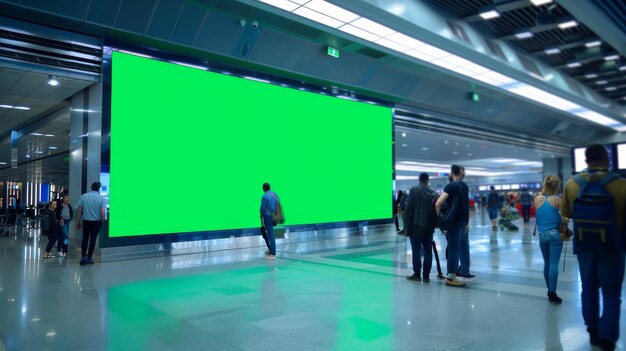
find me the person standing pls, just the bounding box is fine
[487,186,499,231]
[534,175,563,304]
[76,182,107,265]
[260,182,279,260]
[42,200,60,258]
[561,144,626,351]
[520,188,532,224]
[55,194,73,256]
[435,165,471,287]
[404,173,437,282]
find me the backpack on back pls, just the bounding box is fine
[572,173,621,253]
[437,183,460,231]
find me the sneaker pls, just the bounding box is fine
[79,257,88,265]
[43,252,55,258]
[265,249,270,255]
[547,292,562,304]
[86,258,95,264]
[461,274,476,281]
[445,278,465,287]
[406,274,421,281]
[264,254,276,260]
[423,276,430,282]
[57,252,64,257]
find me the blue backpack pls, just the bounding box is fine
[572,172,621,253]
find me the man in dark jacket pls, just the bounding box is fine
[404,173,437,282]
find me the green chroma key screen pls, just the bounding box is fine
[110,51,392,237]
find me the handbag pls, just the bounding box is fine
[559,220,573,241]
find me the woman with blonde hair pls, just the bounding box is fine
[534,175,564,303]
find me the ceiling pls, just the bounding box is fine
[1,0,625,186]
[429,0,626,105]
[0,68,92,183]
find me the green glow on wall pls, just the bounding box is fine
[110,51,392,237]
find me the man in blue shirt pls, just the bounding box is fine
[76,182,107,265]
[260,182,279,260]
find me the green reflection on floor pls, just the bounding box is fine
[107,258,393,350]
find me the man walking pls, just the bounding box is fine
[561,144,626,351]
[435,165,471,287]
[260,182,279,260]
[404,173,437,282]
[76,182,107,265]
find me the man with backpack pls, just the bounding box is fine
[404,173,437,282]
[561,143,626,351]
[260,182,279,260]
[435,165,471,287]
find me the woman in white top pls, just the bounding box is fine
[534,175,564,304]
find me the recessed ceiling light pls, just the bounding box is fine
[596,80,608,85]
[530,0,553,6]
[544,47,561,55]
[514,28,533,39]
[401,132,406,137]
[401,144,407,147]
[619,66,626,71]
[585,40,602,48]
[604,55,620,61]
[0,162,6,165]
[453,151,458,155]
[479,7,500,20]
[585,74,598,79]
[48,146,58,150]
[558,20,578,30]
[606,87,617,91]
[47,75,59,87]
[567,61,582,68]
[422,147,428,150]
[0,104,30,110]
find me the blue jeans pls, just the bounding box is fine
[457,225,470,275]
[539,229,563,292]
[57,222,69,253]
[577,242,625,343]
[446,221,466,278]
[409,228,433,277]
[262,215,275,255]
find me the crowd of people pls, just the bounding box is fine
[396,144,625,351]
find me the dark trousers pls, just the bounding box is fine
[394,214,400,231]
[81,220,102,259]
[522,205,531,223]
[45,232,57,253]
[409,229,434,278]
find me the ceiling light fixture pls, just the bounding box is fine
[585,74,598,79]
[558,20,578,30]
[606,87,617,91]
[544,47,561,55]
[530,0,553,5]
[566,61,582,68]
[604,54,620,61]
[514,28,534,39]
[0,104,30,110]
[596,80,608,85]
[478,7,500,20]
[585,40,602,48]
[619,66,626,71]
[47,75,59,87]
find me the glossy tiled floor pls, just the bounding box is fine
[0,210,624,351]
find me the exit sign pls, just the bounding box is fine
[327,47,340,58]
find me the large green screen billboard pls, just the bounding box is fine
[110,51,392,237]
